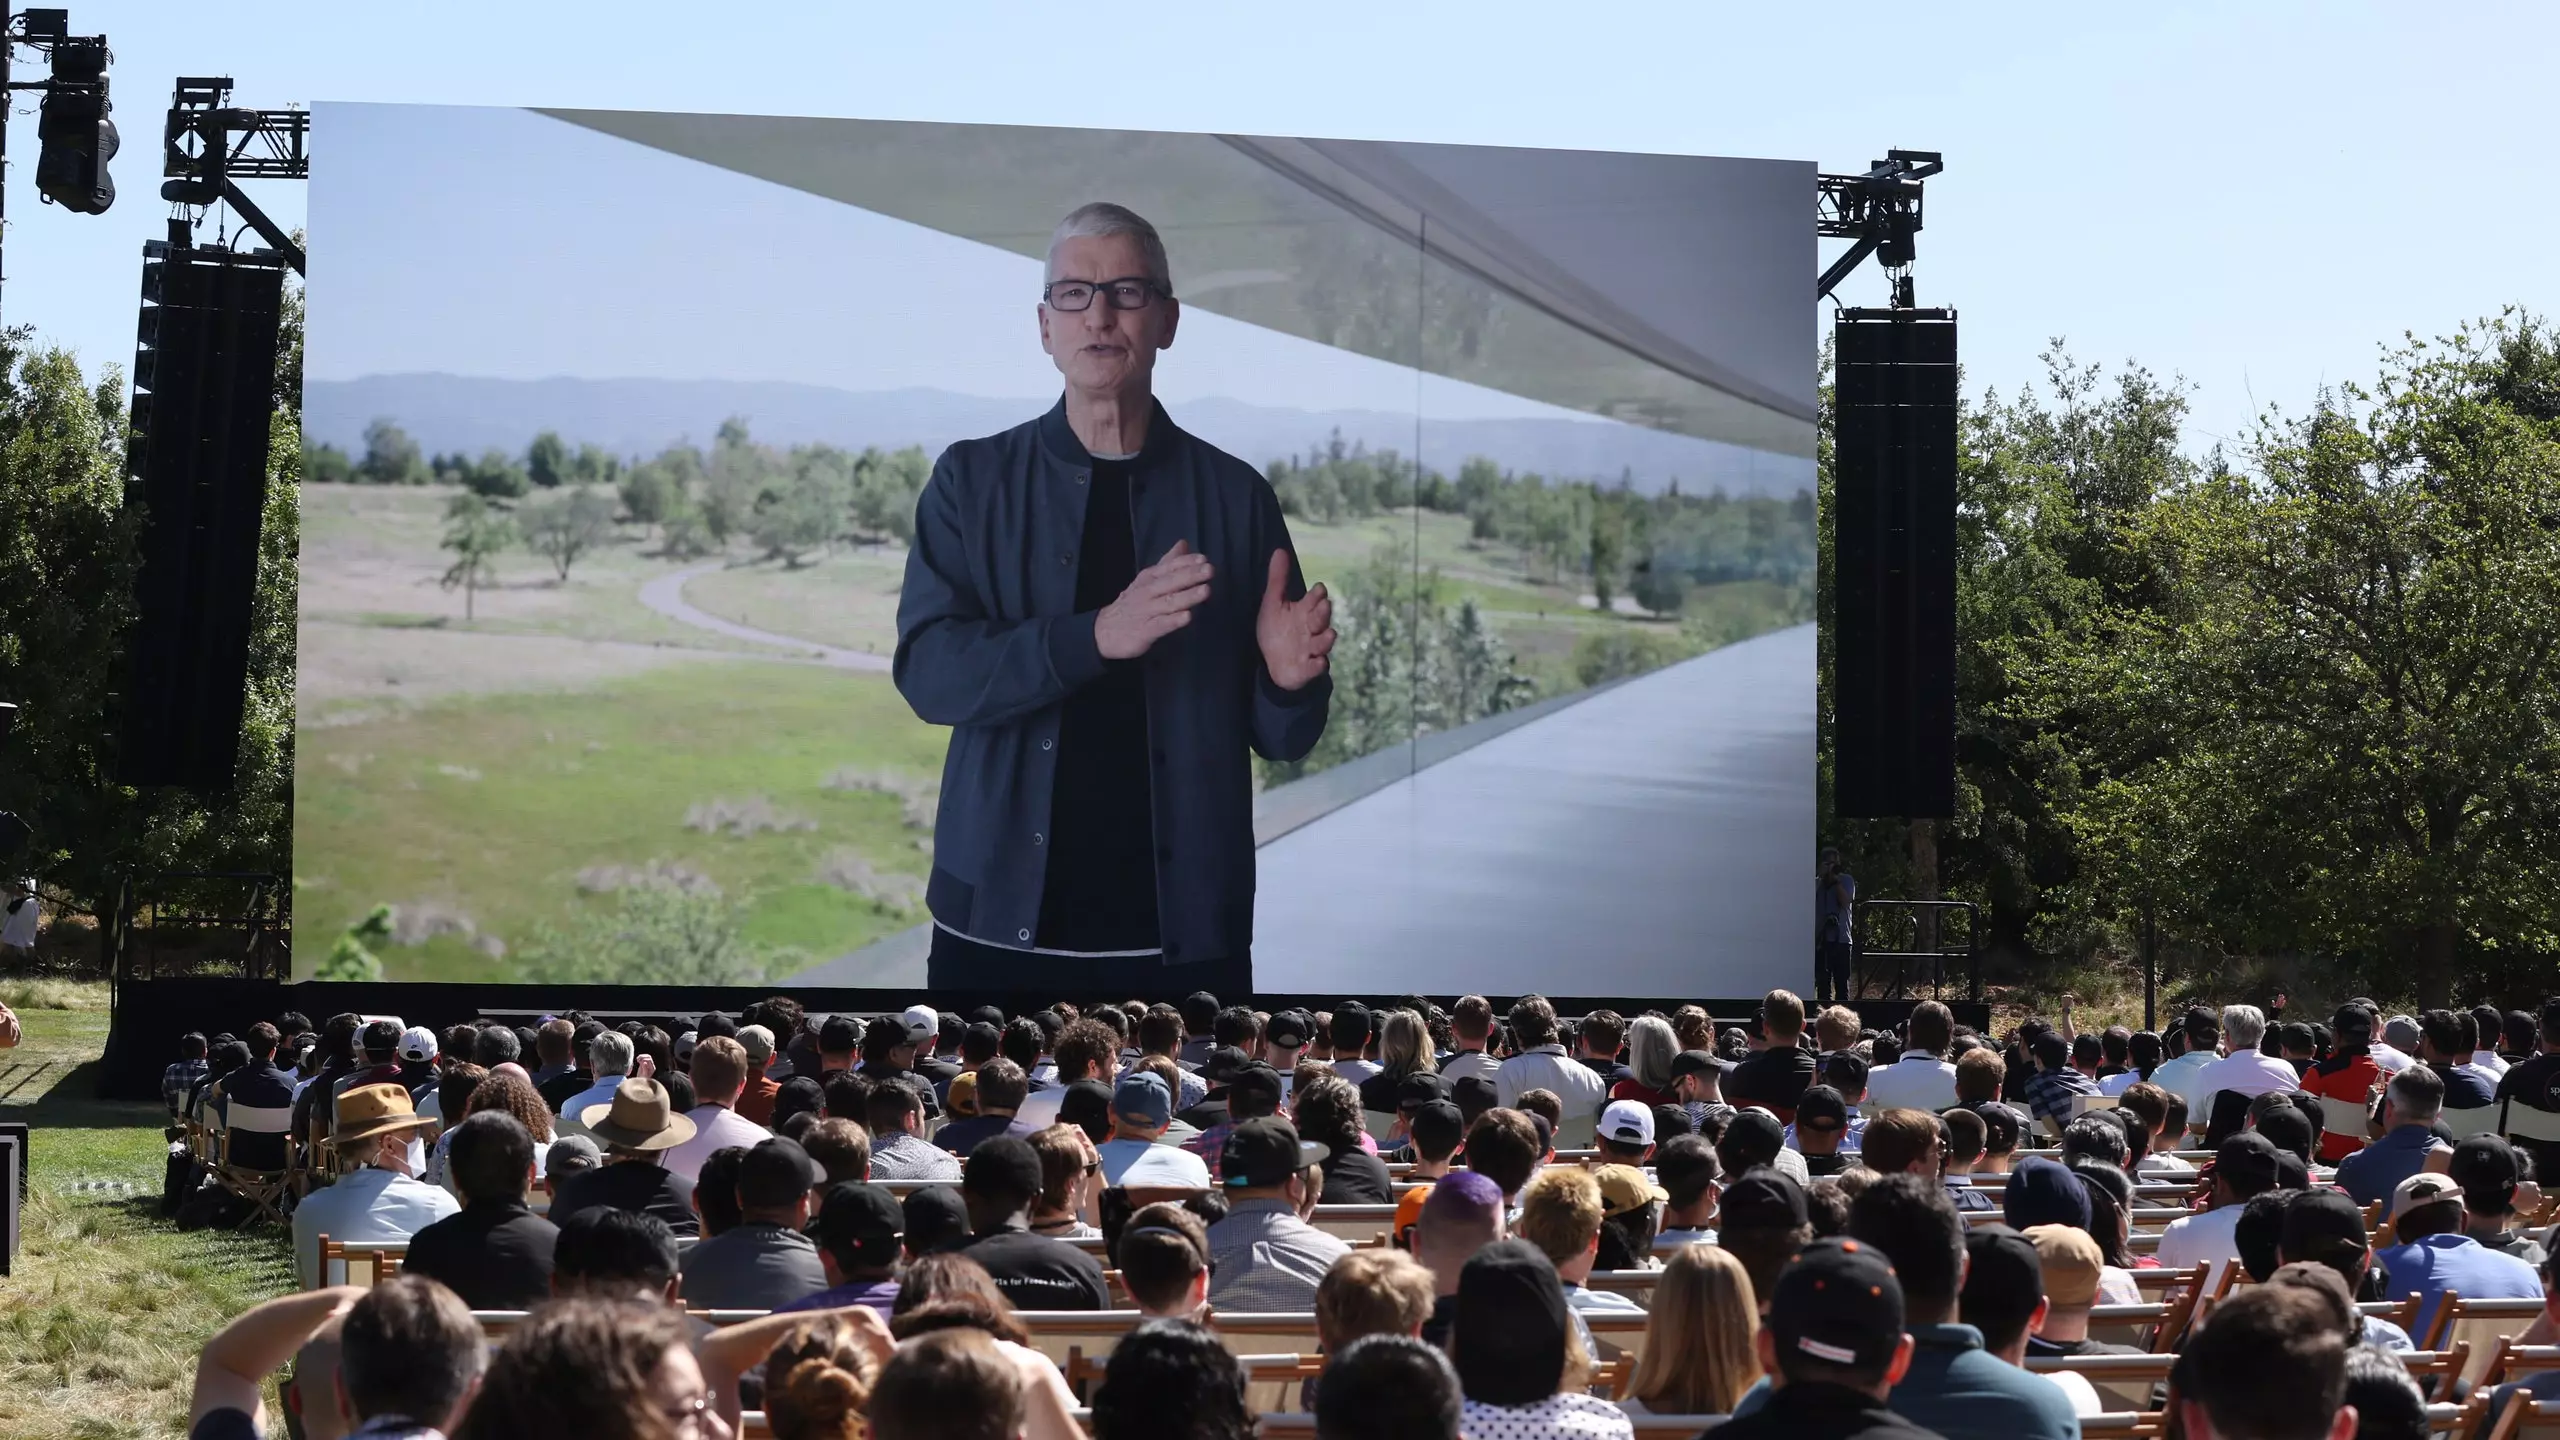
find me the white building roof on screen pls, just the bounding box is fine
[537,108,1818,460]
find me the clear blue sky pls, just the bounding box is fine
[8,2,2556,453]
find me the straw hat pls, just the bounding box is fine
[334,1082,437,1147]
[578,1077,698,1151]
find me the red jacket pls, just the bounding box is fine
[2304,1053,2381,1163]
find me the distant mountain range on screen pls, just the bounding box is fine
[301,374,1812,497]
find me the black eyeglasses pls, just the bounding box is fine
[1044,276,1166,312]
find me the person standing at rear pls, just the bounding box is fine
[1817,849,1857,1006]
[896,202,1335,998]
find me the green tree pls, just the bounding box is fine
[2077,314,2560,1004]
[1629,553,1688,615]
[315,905,390,981]
[526,429,569,489]
[570,442,622,487]
[519,484,617,582]
[359,416,425,484]
[439,491,515,620]
[302,438,354,483]
[514,886,780,985]
[459,447,529,499]
[748,448,852,566]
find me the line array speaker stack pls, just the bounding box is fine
[1832,311,1958,819]
[120,241,288,790]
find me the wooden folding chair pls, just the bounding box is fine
[314,1236,407,1288]
[2087,1303,2172,1353]
[1591,1356,1635,1400]
[2026,1353,2173,1414]
[2078,1414,2165,1440]
[2491,1343,2560,1387]
[2430,1297,2547,1386]
[2400,1345,2472,1403]
[2126,1264,2207,1299]
[2483,1395,2560,1440]
[1236,1355,1325,1413]
[212,1128,294,1227]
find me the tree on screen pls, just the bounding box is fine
[526,429,570,489]
[439,492,514,621]
[360,417,426,485]
[519,485,617,582]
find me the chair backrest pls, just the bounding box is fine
[1306,1205,1397,1244]
[1255,1413,1723,1439]
[2486,1397,2560,1440]
[1236,1355,1325,1414]
[2402,1345,2471,1402]
[315,1235,406,1288]
[2445,1106,2506,1140]
[2026,1353,2172,1413]
[1586,1270,1661,1308]
[2127,1265,2207,1298]
[1582,1310,1651,1359]
[2505,1106,2560,1145]
[2317,1095,2375,1141]
[2072,1094,2121,1118]
[2078,1414,2164,1440]
[2497,1344,2560,1385]
[2086,1303,2172,1352]
[2437,1298,2548,1381]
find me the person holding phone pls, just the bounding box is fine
[1817,849,1858,1005]
[896,203,1334,998]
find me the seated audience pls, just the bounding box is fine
[679,1136,830,1309]
[801,1116,872,1190]
[1089,1319,1257,1440]
[1961,1223,2105,1416]
[904,1184,972,1259]
[1622,1240,1761,1416]
[1023,1122,1103,1239]
[1117,1202,1216,1320]
[1652,1133,1725,1248]
[1462,1106,1546,1202]
[1726,989,1818,1123]
[2024,1031,2101,1132]
[1790,1085,1858,1176]
[864,1326,1082,1440]
[1715,1169,1814,1314]
[2173,1283,2357,1440]
[291,1082,457,1289]
[864,1076,963,1181]
[777,1181,907,1318]
[1316,1334,1464,1440]
[191,1276,482,1440]
[1202,1115,1346,1310]
[1517,1165,1645,1316]
[401,1111,558,1310]
[1398,1097,1466,1182]
[2158,1131,2284,1289]
[759,1312,879,1440]
[553,1028,635,1124]
[2336,1064,2453,1205]
[2022,1223,2142,1356]
[1446,1239,1632,1440]
[936,1055,1028,1156]
[1297,1074,1395,1202]
[958,1134,1112,1310]
[1590,1163,1667,1271]
[2276,1187,2414,1348]
[1712,1236,1934,1440]
[2367,1169,2541,1339]
[1098,1073,1214,1190]
[1413,1171,1509,1345]
[2448,1134,2547,1264]
[663,1034,773,1184]
[450,1297,707,1440]
[551,1077,700,1236]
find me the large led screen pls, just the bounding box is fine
[296,103,1817,998]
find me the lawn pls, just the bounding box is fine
[292,659,950,980]
[0,989,296,1440]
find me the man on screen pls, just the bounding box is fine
[896,202,1335,996]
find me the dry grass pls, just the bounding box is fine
[0,978,112,1012]
[0,1008,296,1438]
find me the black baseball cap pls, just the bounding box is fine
[1670,1049,1733,1078]
[1221,1116,1329,1189]
[964,1136,1046,1204]
[1397,1071,1452,1111]
[738,1137,827,1209]
[1768,1237,1905,1372]
[2450,1135,2526,1209]
[1059,1079,1115,1135]
[2215,1132,2282,1192]
[1960,1225,2047,1343]
[2279,1187,2371,1264]
[1225,1063,1284,1118]
[817,1182,904,1267]
[1795,1085,1850,1132]
[1451,1074,1500,1114]
[902,1184,971,1254]
[1971,1102,2023,1153]
[1201,1045,1255,1085]
[1408,1100,1464,1155]
[1264,1010,1312,1048]
[1718,1167,1809,1230]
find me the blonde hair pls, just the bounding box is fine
[1515,1166,1604,1270]
[1380,1009,1436,1075]
[1816,1006,1863,1053]
[1627,1243,1761,1414]
[1315,1249,1435,1352]
[764,1314,877,1440]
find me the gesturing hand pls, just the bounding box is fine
[1257,550,1335,691]
[1096,541,1214,661]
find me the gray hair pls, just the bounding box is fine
[2222,1004,2266,1051]
[1627,1015,1680,1092]
[589,1029,634,1077]
[1047,202,1172,292]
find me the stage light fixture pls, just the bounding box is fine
[34,32,116,214]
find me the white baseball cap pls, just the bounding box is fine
[397,1025,439,1063]
[899,1005,940,1043]
[1598,1099,1657,1148]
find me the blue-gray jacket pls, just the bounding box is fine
[894,398,1331,966]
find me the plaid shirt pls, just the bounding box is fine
[162,1059,207,1118]
[2025,1066,2101,1127]
[1185,1118,1240,1182]
[1205,1199,1350,1312]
